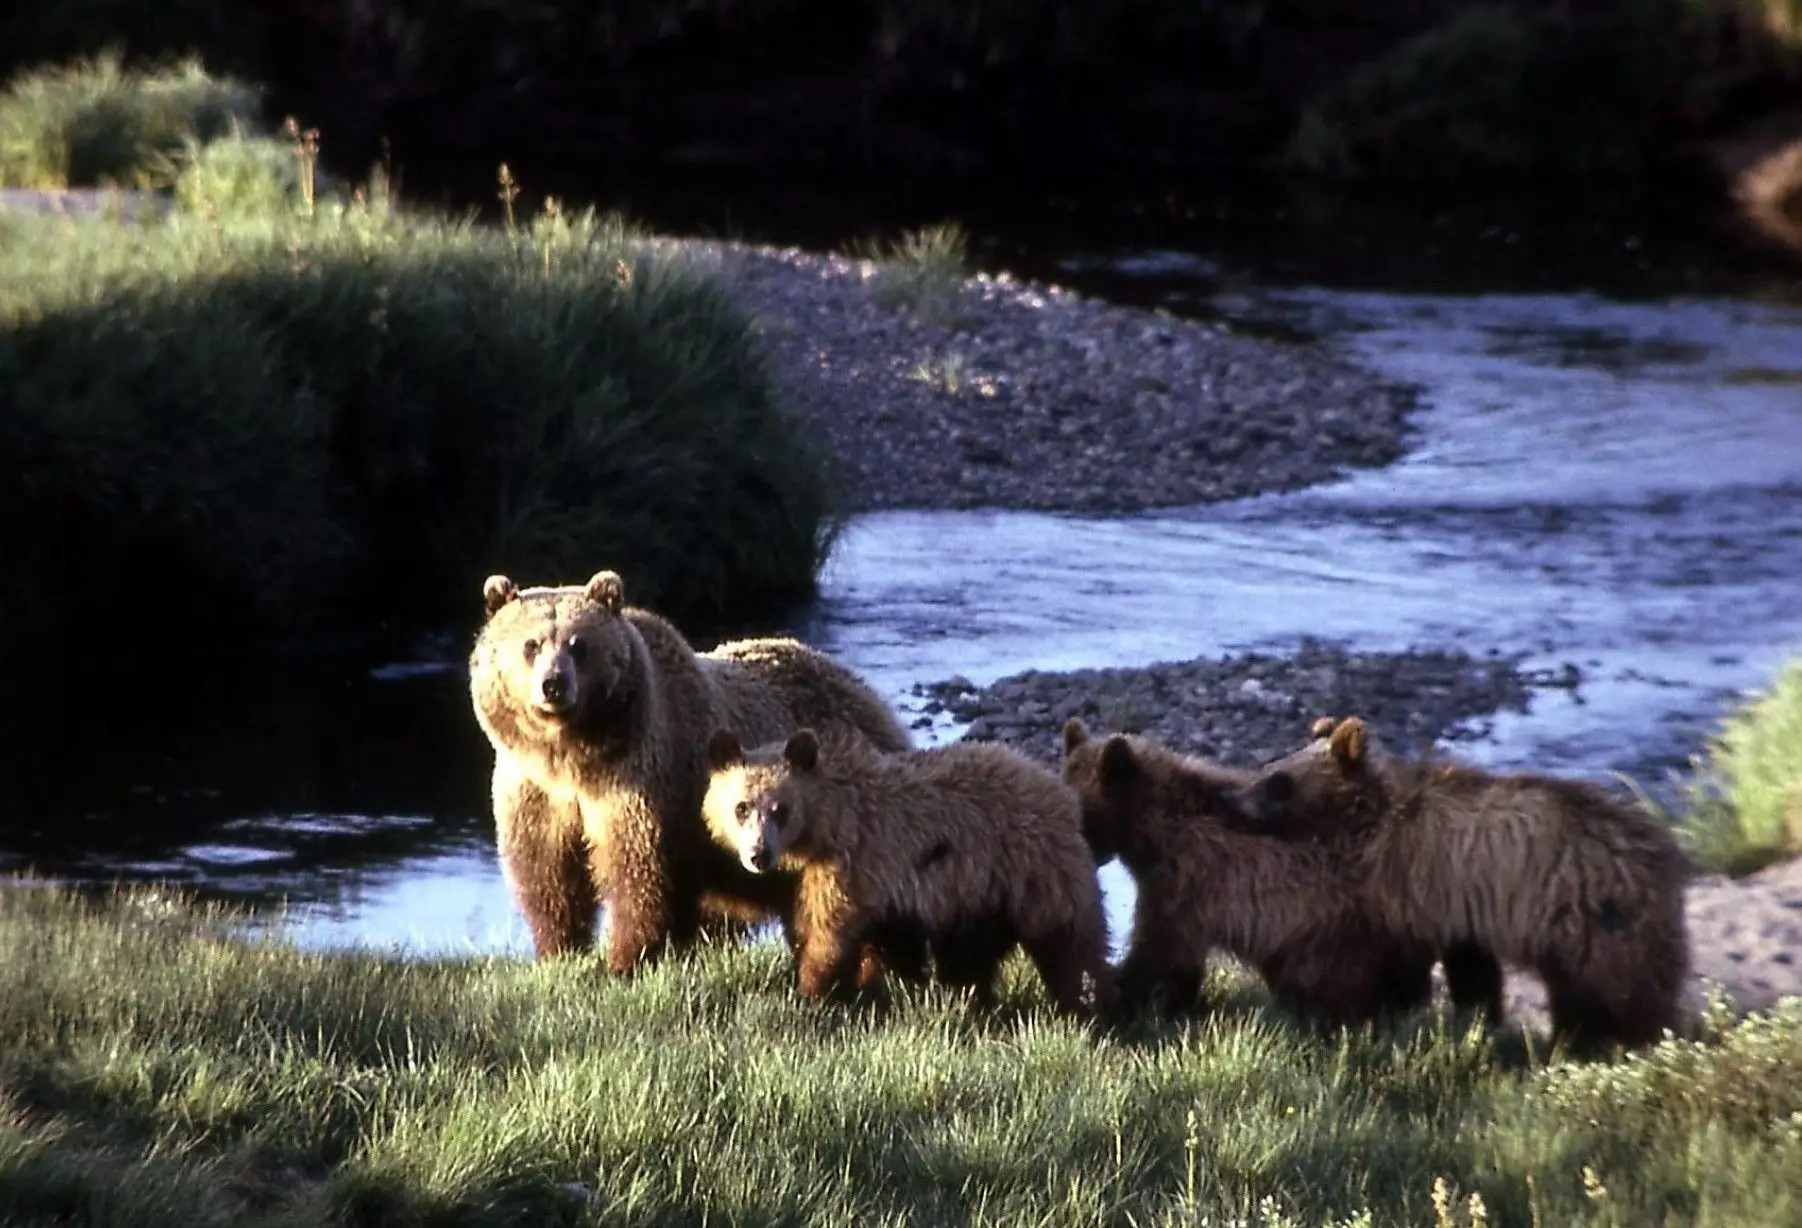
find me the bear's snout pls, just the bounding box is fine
[533,657,578,714]
[741,825,781,874]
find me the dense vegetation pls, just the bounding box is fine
[6,0,1800,193]
[0,71,839,749]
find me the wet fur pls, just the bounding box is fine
[705,729,1114,1017]
[469,571,913,974]
[1060,718,1437,1028]
[1240,717,1693,1048]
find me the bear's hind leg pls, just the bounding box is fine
[935,917,1016,1010]
[1441,940,1506,1024]
[1022,904,1115,1019]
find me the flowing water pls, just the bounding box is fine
[5,203,1801,957]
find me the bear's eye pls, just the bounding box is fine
[566,636,588,666]
[521,638,540,663]
[768,801,790,828]
[733,801,750,823]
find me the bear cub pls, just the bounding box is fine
[705,728,1115,1018]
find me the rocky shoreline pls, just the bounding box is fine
[666,238,1418,514]
[914,640,1540,773]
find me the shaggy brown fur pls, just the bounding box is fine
[1237,716,1694,1048]
[1221,717,1508,1024]
[469,569,913,975]
[703,728,1114,1017]
[1060,717,1437,1028]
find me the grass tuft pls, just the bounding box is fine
[852,220,971,322]
[0,51,261,189]
[1669,656,1802,877]
[2,881,1801,1226]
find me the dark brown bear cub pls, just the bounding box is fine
[469,569,912,974]
[1235,716,1693,1049]
[1060,718,1437,1029]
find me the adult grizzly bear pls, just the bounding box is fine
[1234,715,1693,1048]
[469,569,913,974]
[703,727,1114,1018]
[1060,717,1437,1029]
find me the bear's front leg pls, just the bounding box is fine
[793,866,864,1001]
[493,762,596,958]
[583,792,694,975]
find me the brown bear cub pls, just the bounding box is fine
[469,570,914,975]
[1234,716,1693,1049]
[1060,717,1438,1029]
[703,727,1115,1018]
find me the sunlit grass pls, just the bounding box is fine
[1665,655,1802,877]
[852,220,971,322]
[2,881,1799,1227]
[0,51,260,189]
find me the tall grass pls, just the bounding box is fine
[0,51,261,189]
[0,189,838,726]
[1673,656,1802,876]
[2,882,1800,1227]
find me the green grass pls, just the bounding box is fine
[0,51,261,189]
[1669,656,1802,877]
[0,185,838,718]
[851,221,971,322]
[3,882,1801,1227]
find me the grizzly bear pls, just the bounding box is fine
[1223,717,1509,1025]
[469,569,914,975]
[1233,715,1693,1049]
[1060,717,1438,1029]
[703,726,1114,1017]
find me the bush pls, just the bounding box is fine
[0,199,838,713]
[0,51,262,189]
[1287,2,1704,180]
[1675,655,1802,876]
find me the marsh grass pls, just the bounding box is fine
[0,51,261,189]
[852,221,971,323]
[0,186,837,707]
[3,881,1800,1227]
[1662,656,1802,877]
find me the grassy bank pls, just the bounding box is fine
[1670,655,1802,876]
[0,160,838,723]
[2,883,1800,1227]
[0,52,262,189]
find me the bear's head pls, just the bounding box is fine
[1060,717,1247,864]
[702,728,827,874]
[1235,715,1386,836]
[471,569,639,733]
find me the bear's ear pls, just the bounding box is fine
[1329,718,1369,769]
[784,728,820,772]
[1062,716,1089,756]
[584,570,625,613]
[1097,735,1140,792]
[1310,715,1338,740]
[482,575,519,617]
[707,729,744,772]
